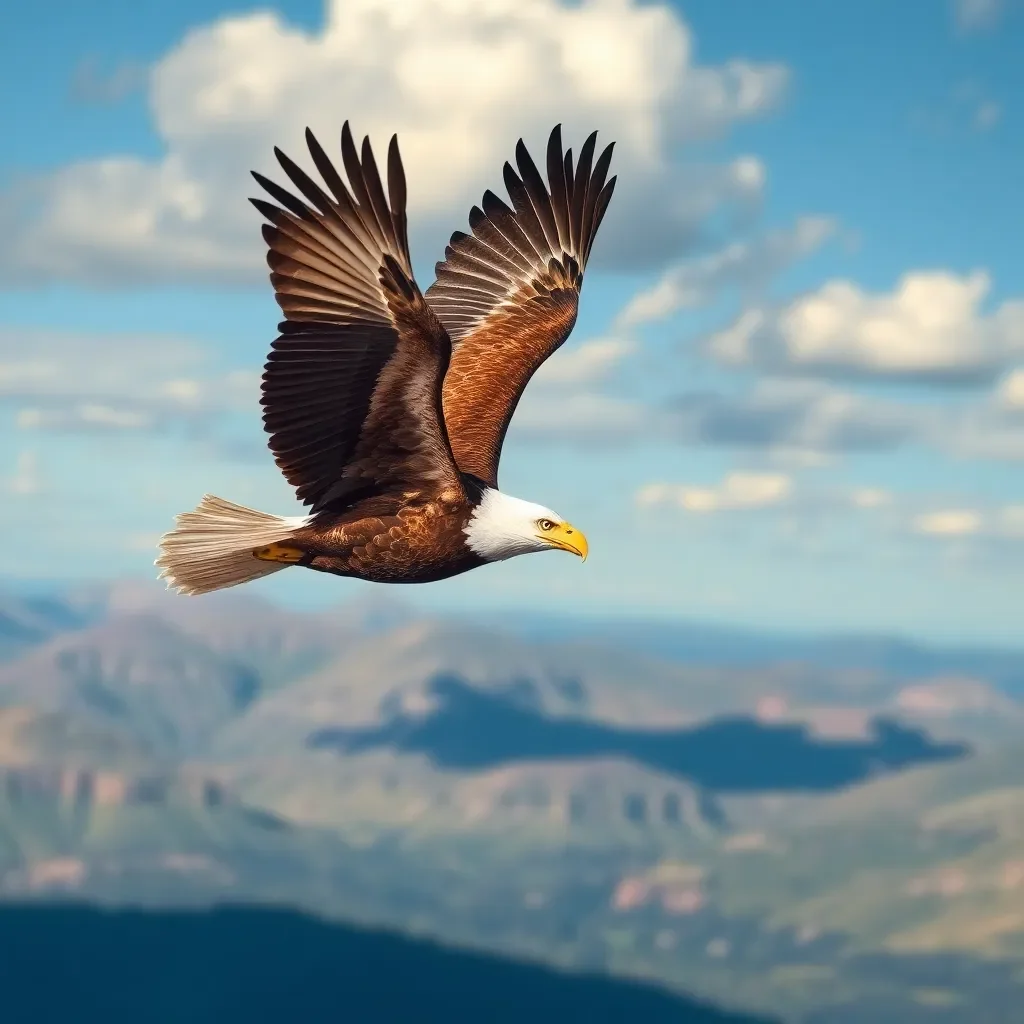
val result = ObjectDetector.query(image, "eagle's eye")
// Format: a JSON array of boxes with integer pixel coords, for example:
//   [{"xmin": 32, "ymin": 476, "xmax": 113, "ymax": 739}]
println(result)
[{"xmin": 538, "ymin": 519, "xmax": 555, "ymax": 531}]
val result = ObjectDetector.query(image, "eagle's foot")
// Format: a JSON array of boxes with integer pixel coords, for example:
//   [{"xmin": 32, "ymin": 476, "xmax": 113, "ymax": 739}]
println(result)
[{"xmin": 252, "ymin": 542, "xmax": 308, "ymax": 564}]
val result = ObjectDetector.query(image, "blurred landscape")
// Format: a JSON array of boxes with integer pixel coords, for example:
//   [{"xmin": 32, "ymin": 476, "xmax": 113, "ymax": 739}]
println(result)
[{"xmin": 2, "ymin": 583, "xmax": 1024, "ymax": 1022}]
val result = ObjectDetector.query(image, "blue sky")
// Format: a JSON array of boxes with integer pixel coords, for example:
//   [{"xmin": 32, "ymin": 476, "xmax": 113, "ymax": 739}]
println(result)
[{"xmin": 2, "ymin": 0, "xmax": 1023, "ymax": 644}]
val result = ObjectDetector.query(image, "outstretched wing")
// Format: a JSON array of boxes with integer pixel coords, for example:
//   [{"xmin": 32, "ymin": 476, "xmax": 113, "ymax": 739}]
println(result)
[
  {"xmin": 252, "ymin": 124, "xmax": 461, "ymax": 513},
  {"xmin": 425, "ymin": 125, "xmax": 616, "ymax": 488}
]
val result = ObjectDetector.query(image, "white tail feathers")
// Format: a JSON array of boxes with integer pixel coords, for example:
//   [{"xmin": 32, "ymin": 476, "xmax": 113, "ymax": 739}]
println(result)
[{"xmin": 155, "ymin": 494, "xmax": 312, "ymax": 597}]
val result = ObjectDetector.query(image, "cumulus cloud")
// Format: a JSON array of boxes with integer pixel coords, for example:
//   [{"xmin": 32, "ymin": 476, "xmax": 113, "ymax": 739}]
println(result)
[
  {"xmin": 0, "ymin": 0, "xmax": 787, "ymax": 287},
  {"xmin": 953, "ymin": 0, "xmax": 1005, "ymax": 32},
  {"xmin": 513, "ymin": 334, "xmax": 644, "ymax": 444},
  {"xmin": 512, "ymin": 391, "xmax": 649, "ymax": 445},
  {"xmin": 635, "ymin": 476, "xmax": 901, "ymax": 523},
  {"xmin": 5, "ymin": 452, "xmax": 42, "ymax": 497},
  {"xmin": 913, "ymin": 509, "xmax": 982, "ymax": 536},
  {"xmin": 925, "ymin": 365, "xmax": 1024, "ymax": 461},
  {"xmin": 940, "ymin": 406, "xmax": 1024, "ymax": 461},
  {"xmin": 668, "ymin": 378, "xmax": 922, "ymax": 457},
  {"xmin": 850, "ymin": 487, "xmax": 892, "ymax": 509},
  {"xmin": 509, "ymin": 376, "xmax": 938, "ymax": 458},
  {"xmin": 517, "ymin": 349, "xmax": 925, "ymax": 456},
  {"xmin": 912, "ymin": 505, "xmax": 1024, "ymax": 541},
  {"xmin": 637, "ymin": 471, "xmax": 791, "ymax": 512},
  {"xmin": 705, "ymin": 270, "xmax": 1024, "ymax": 382},
  {"xmin": 617, "ymin": 216, "xmax": 835, "ymax": 330},
  {"xmin": 0, "ymin": 327, "xmax": 255, "ymax": 436},
  {"xmin": 995, "ymin": 368, "xmax": 1024, "ymax": 409},
  {"xmin": 533, "ymin": 338, "xmax": 636, "ymax": 386}
]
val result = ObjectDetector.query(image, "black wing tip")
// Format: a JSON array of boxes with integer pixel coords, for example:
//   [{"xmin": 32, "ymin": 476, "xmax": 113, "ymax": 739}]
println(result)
[
  {"xmin": 304, "ymin": 128, "xmax": 328, "ymax": 160},
  {"xmin": 387, "ymin": 134, "xmax": 401, "ymax": 168},
  {"xmin": 546, "ymin": 127, "xmax": 564, "ymax": 164},
  {"xmin": 273, "ymin": 147, "xmax": 303, "ymax": 177},
  {"xmin": 576, "ymin": 132, "xmax": 598, "ymax": 171},
  {"xmin": 249, "ymin": 195, "xmax": 279, "ymax": 217},
  {"xmin": 251, "ymin": 169, "xmax": 276, "ymax": 191},
  {"xmin": 540, "ymin": 126, "xmax": 616, "ymax": 168}
]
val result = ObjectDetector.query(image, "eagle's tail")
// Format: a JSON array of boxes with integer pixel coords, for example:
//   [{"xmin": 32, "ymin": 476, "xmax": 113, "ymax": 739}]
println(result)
[{"xmin": 155, "ymin": 494, "xmax": 312, "ymax": 596}]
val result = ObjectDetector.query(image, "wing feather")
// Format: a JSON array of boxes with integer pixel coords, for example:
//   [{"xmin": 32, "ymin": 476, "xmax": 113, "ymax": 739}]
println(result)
[
  {"xmin": 425, "ymin": 125, "xmax": 617, "ymax": 487},
  {"xmin": 569, "ymin": 132, "xmax": 596, "ymax": 257},
  {"xmin": 252, "ymin": 123, "xmax": 460, "ymax": 511},
  {"xmin": 515, "ymin": 140, "xmax": 561, "ymax": 254},
  {"xmin": 502, "ymin": 162, "xmax": 552, "ymax": 257},
  {"xmin": 546, "ymin": 127, "xmax": 572, "ymax": 252}
]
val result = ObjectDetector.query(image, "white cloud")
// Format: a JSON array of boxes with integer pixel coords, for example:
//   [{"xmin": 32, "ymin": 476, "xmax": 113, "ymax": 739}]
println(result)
[
  {"xmin": 938, "ymin": 383, "xmax": 1024, "ymax": 461},
  {"xmin": 707, "ymin": 270, "xmax": 1024, "ymax": 381},
  {"xmin": 910, "ymin": 505, "xmax": 1024, "ymax": 541},
  {"xmin": 533, "ymin": 338, "xmax": 636, "ymax": 386},
  {"xmin": 669, "ymin": 378, "xmax": 922, "ymax": 457},
  {"xmin": 6, "ymin": 452, "xmax": 42, "ymax": 497},
  {"xmin": 527, "ymin": 217, "xmax": 835, "ymax": 437},
  {"xmin": 953, "ymin": 0, "xmax": 1005, "ymax": 32},
  {"xmin": 637, "ymin": 471, "xmax": 791, "ymax": 512},
  {"xmin": 996, "ymin": 369, "xmax": 1024, "ymax": 409},
  {"xmin": 913, "ymin": 509, "xmax": 982, "ymax": 536},
  {"xmin": 17, "ymin": 405, "xmax": 155, "ymax": 432},
  {"xmin": 851, "ymin": 488, "xmax": 892, "ymax": 509},
  {"xmin": 617, "ymin": 216, "xmax": 835, "ymax": 330},
  {"xmin": 0, "ymin": 327, "xmax": 252, "ymax": 435},
  {"xmin": 512, "ymin": 391, "xmax": 649, "ymax": 444},
  {"xmin": 0, "ymin": 0, "xmax": 787, "ymax": 286},
  {"xmin": 519, "ymin": 335, "xmax": 643, "ymax": 443}
]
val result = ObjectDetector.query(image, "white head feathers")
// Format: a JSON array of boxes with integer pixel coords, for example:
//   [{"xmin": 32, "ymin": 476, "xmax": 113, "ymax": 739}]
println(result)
[{"xmin": 463, "ymin": 489, "xmax": 566, "ymax": 562}]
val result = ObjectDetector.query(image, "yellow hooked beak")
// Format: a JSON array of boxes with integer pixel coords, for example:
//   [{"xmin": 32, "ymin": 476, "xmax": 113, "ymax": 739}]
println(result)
[{"xmin": 541, "ymin": 521, "xmax": 588, "ymax": 561}]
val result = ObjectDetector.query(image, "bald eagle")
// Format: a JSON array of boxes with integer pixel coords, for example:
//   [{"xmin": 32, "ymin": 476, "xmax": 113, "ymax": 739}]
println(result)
[{"xmin": 157, "ymin": 122, "xmax": 616, "ymax": 595}]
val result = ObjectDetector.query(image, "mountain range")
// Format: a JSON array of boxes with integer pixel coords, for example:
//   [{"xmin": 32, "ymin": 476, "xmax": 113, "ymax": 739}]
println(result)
[{"xmin": 1, "ymin": 578, "xmax": 1023, "ymax": 1021}]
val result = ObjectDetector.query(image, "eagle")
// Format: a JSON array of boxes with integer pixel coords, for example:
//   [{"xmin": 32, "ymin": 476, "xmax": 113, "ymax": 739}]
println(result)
[{"xmin": 157, "ymin": 121, "xmax": 616, "ymax": 596}]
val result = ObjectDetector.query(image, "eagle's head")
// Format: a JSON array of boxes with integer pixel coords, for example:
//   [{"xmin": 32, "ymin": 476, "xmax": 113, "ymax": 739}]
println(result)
[{"xmin": 463, "ymin": 489, "xmax": 588, "ymax": 563}]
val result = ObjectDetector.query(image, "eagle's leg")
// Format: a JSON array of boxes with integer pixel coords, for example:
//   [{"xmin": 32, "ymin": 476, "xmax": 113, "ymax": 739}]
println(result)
[{"xmin": 252, "ymin": 542, "xmax": 310, "ymax": 565}]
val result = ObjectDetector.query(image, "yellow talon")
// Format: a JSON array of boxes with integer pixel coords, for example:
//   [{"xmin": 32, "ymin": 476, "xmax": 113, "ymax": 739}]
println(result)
[{"xmin": 253, "ymin": 542, "xmax": 307, "ymax": 564}]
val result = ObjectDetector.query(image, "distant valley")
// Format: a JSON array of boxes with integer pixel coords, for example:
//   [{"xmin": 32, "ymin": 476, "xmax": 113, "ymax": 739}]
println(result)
[{"xmin": 1, "ymin": 579, "xmax": 1023, "ymax": 1022}]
